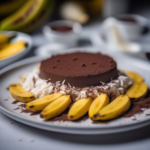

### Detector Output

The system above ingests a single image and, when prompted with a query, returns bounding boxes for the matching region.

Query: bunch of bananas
[9,71,148,121]
[0,0,54,33]
[0,33,27,60]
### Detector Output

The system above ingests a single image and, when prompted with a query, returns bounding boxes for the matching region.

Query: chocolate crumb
[4,99,8,101]
[19,104,25,108]
[123,89,150,118]
[12,100,19,104]
[14,107,19,110]
[146,114,150,116]
[30,111,41,116]
[6,87,9,90]
[132,118,137,121]
[20,108,41,116]
[92,120,109,124]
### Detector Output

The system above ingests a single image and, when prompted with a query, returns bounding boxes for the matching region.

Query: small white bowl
[116,14,149,41]
[0,31,32,69]
[43,20,82,47]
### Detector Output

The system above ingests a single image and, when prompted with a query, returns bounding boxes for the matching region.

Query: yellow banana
[25,93,63,111]
[1,0,54,33]
[125,71,144,83]
[89,94,109,119]
[0,0,25,18]
[0,43,8,50]
[92,95,130,120]
[41,95,71,120]
[9,84,35,103]
[0,33,16,45]
[68,97,92,121]
[126,82,148,101]
[0,41,27,60]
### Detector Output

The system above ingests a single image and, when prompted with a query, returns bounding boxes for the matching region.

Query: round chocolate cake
[40,52,118,87]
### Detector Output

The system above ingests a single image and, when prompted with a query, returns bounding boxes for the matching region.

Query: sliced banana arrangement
[8,71,148,121]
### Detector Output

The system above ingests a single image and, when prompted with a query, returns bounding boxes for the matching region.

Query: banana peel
[89,94,109,119]
[9,84,35,103]
[0,0,54,33]
[92,95,130,120]
[25,93,63,111]
[68,97,92,120]
[41,95,71,120]
[0,0,25,18]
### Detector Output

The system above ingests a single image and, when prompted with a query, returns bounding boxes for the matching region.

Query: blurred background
[1,0,150,68]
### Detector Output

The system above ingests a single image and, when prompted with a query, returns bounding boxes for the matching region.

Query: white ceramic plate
[0,31,32,69]
[0,48,150,135]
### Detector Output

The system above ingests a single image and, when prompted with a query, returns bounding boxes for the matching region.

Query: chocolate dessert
[40,52,118,87]
[22,52,133,101]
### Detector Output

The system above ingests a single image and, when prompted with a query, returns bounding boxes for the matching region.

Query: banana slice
[9,84,35,103]
[40,95,71,120]
[89,93,109,119]
[126,82,148,101]
[25,93,63,111]
[0,41,27,60]
[92,95,130,120]
[125,71,144,83]
[68,97,92,120]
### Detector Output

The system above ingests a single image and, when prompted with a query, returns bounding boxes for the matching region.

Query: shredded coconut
[22,69,133,101]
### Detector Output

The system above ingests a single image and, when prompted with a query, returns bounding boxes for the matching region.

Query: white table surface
[1,10,150,150]
[1,112,150,150]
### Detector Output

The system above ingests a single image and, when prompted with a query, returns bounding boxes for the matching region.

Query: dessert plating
[8,51,149,121]
[22,52,133,101]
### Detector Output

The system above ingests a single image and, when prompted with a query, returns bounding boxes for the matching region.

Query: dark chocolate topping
[40,52,118,87]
